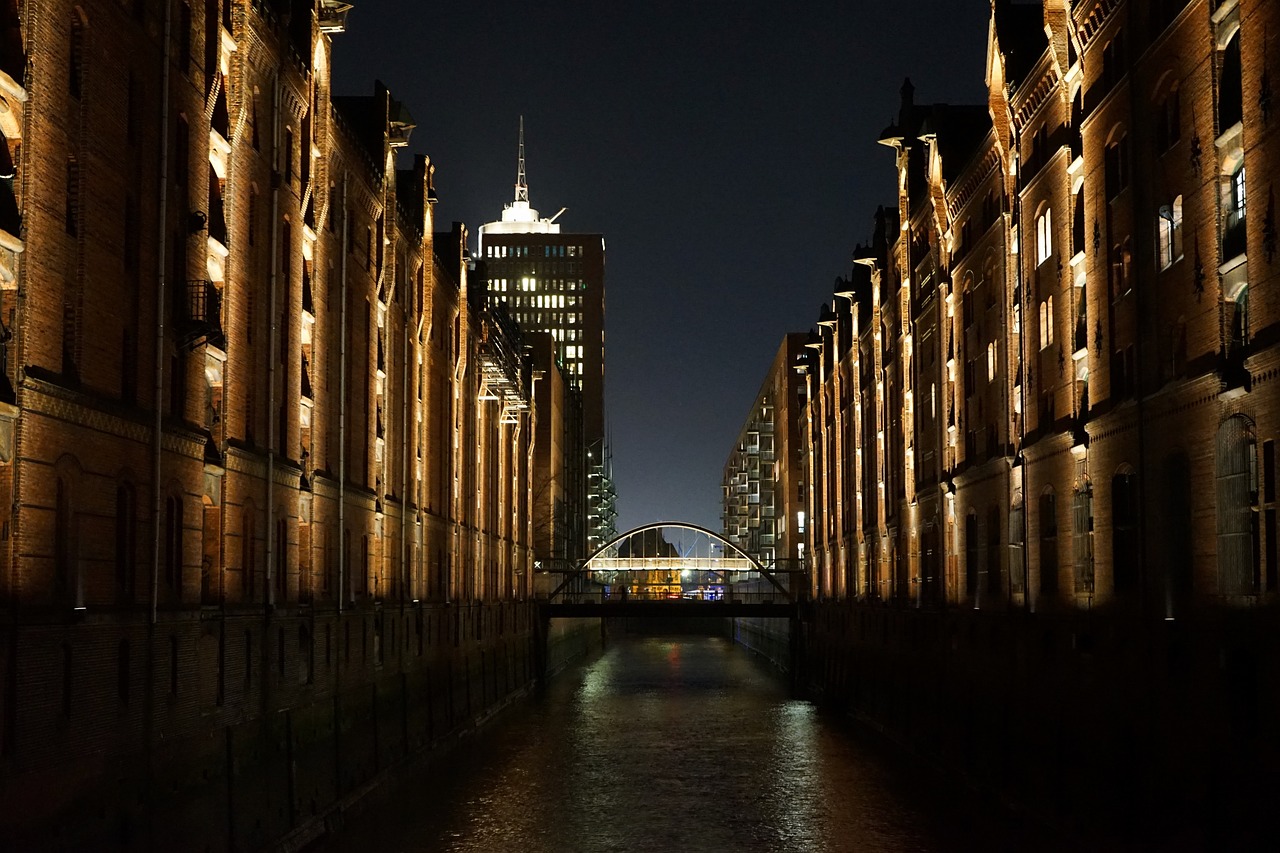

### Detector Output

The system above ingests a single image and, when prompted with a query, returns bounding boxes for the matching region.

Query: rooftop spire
[515,116,529,204]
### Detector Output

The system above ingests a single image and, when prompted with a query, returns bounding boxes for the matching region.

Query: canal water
[322,634,1058,852]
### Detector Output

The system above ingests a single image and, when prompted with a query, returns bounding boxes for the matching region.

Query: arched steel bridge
[540,522,804,618]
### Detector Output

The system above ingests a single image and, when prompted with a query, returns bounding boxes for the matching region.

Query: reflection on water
[324,636,1043,852]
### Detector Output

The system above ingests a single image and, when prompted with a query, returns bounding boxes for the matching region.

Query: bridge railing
[552,587,796,607]
[547,569,802,606]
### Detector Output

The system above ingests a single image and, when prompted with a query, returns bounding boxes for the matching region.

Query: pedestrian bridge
[540,522,802,618]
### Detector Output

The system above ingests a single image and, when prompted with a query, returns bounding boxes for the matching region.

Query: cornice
[947,142,1001,222]
[1073,0,1123,51]
[1013,64,1062,129]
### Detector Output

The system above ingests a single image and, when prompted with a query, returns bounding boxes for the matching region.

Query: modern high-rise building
[477,122,616,556]
[722,334,809,570]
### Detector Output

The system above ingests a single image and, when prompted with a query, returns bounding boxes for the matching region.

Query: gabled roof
[921,105,992,184]
[992,0,1047,87]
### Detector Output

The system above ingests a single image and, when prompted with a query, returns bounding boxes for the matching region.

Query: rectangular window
[1157,196,1183,270]
[1105,138,1129,200]
[1232,167,1246,220]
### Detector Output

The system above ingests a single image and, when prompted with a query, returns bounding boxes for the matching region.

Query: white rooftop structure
[477,117,565,249]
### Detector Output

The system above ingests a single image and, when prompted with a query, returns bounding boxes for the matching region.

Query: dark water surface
[323,636,1057,852]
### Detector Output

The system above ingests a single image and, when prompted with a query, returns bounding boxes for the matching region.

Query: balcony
[181,280,225,351]
[318,2,354,34]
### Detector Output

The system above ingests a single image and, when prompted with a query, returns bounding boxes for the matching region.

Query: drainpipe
[338,174,348,612]
[151,0,175,627]
[265,71,280,608]
[401,249,410,609]
[1014,138,1032,614]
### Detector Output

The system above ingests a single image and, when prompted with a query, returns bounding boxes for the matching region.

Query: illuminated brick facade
[803,0,1280,614]
[794,0,1280,836]
[0,1,545,845]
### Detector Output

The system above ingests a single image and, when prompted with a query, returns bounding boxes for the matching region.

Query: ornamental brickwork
[0,2,545,846]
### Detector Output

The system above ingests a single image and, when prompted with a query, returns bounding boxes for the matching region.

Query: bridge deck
[541,600,797,619]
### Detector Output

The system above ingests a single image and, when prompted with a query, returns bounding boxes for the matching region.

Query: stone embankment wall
[732,616,794,674]
[5,604,608,851]
[803,602,1280,847]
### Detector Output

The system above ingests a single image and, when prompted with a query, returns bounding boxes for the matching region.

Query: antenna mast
[515,116,529,203]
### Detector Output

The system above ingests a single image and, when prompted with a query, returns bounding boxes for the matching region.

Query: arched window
[1112,468,1140,597]
[1158,195,1183,269]
[1036,207,1053,265]
[1110,239,1132,300]
[961,273,975,329]
[1216,415,1258,595]
[1010,496,1026,593]
[1039,296,1055,349]
[1039,489,1059,603]
[1225,281,1249,362]
[1156,82,1181,152]
[1104,134,1129,200]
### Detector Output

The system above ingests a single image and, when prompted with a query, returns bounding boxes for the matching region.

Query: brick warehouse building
[777,0,1280,841]
[0,1,568,847]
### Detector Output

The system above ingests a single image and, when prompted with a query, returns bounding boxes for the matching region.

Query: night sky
[333,1,990,534]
